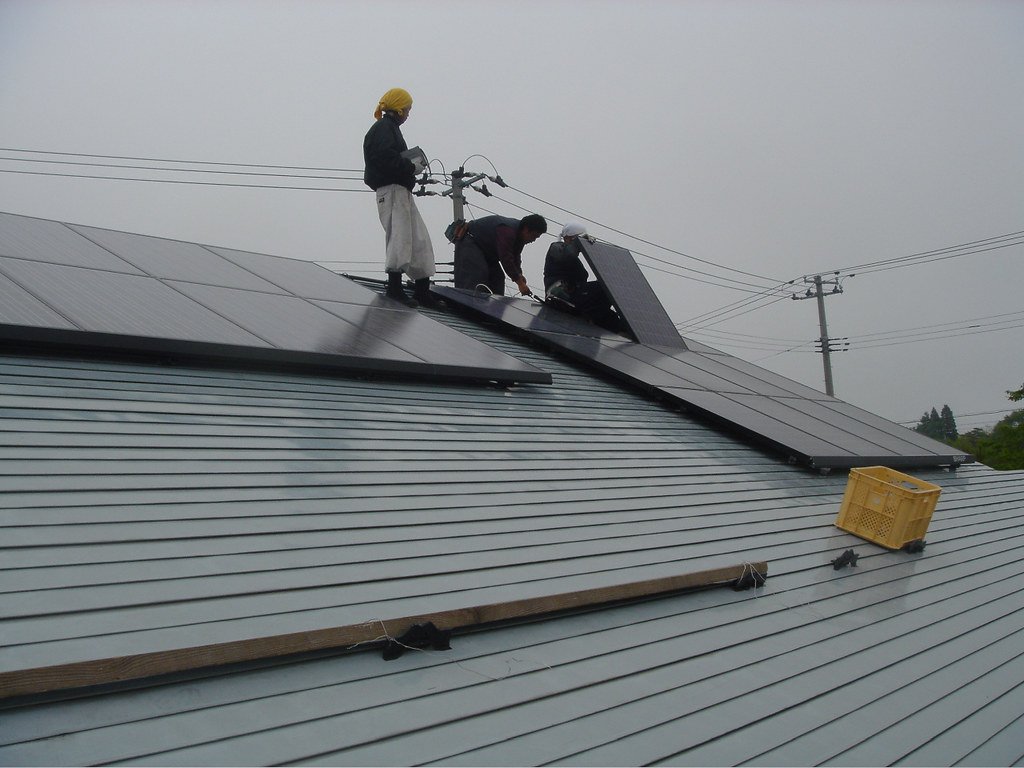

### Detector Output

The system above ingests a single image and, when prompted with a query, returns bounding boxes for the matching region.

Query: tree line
[914,382,1024,470]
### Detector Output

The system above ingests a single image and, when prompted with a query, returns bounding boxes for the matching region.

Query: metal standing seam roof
[1,242,1023,764]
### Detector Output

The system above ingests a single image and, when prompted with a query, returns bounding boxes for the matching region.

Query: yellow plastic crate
[835,466,942,549]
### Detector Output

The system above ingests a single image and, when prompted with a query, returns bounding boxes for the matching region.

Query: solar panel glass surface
[435,285,968,468]
[0,213,551,384]
[578,239,687,348]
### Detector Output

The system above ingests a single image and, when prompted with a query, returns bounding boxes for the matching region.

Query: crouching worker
[454,214,547,296]
[544,223,623,333]
[363,87,441,308]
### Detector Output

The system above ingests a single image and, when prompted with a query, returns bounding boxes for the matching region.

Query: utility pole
[445,166,503,222]
[792,273,846,397]
[449,168,469,221]
[415,161,507,282]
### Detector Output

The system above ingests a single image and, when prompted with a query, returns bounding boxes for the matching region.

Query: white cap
[559,222,587,239]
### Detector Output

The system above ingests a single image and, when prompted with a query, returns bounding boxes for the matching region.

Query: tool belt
[444,219,469,243]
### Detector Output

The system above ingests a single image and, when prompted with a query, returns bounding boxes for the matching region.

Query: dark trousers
[571,281,625,334]
[454,238,506,295]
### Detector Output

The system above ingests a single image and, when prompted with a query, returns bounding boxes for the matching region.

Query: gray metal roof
[2,284,1023,764]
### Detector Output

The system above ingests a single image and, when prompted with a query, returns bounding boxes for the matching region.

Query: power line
[692,327,807,344]
[431,168,785,294]
[0,155,364,181]
[850,320,1024,350]
[0,167,369,192]
[497,184,785,287]
[628,254,789,295]
[705,308,1024,360]
[689,293,794,331]
[684,325,802,350]
[843,310,1024,342]
[898,407,1021,425]
[315,260,382,266]
[956,417,1020,430]
[825,230,1024,276]
[461,191,785,297]
[750,340,820,362]
[0,147,362,173]
[688,229,1023,333]
[686,336,817,354]
[685,326,807,350]
[675,283,793,330]
[850,239,1024,277]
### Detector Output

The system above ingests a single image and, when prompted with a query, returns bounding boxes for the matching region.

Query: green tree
[951,383,1024,470]
[915,411,930,433]
[955,427,988,456]
[915,407,945,441]
[940,404,958,441]
[977,410,1024,470]
[915,404,960,444]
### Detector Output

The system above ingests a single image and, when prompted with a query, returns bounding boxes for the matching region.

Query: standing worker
[363,87,441,308]
[453,213,547,296]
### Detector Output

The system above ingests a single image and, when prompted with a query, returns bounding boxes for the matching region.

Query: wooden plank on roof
[71,545,1021,767]
[0,560,766,700]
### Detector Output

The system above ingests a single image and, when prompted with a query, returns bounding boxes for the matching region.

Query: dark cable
[0,146,361,173]
[503,183,783,285]
[0,168,370,192]
[851,320,1024,350]
[0,155,363,181]
[825,230,1024,274]
[473,190,786,295]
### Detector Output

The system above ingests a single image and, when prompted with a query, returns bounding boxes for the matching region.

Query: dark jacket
[544,240,589,291]
[363,114,416,191]
[466,215,525,281]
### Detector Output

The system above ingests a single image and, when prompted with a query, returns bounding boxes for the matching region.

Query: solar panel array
[0,212,551,385]
[433,280,971,470]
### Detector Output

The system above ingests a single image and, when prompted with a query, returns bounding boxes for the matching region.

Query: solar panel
[312,299,541,371]
[577,239,687,348]
[0,211,143,273]
[434,286,970,469]
[209,246,374,303]
[0,212,552,385]
[433,285,631,341]
[69,225,286,292]
[1,258,264,344]
[0,269,77,328]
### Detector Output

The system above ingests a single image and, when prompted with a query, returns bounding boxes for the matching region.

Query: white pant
[376,184,435,280]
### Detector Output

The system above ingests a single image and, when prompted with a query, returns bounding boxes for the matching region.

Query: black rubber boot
[413,278,446,309]
[385,271,417,307]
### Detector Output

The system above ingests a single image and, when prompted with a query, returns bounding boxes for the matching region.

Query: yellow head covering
[374,88,413,119]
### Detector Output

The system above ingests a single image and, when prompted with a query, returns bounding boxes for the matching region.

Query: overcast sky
[1,0,1021,431]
